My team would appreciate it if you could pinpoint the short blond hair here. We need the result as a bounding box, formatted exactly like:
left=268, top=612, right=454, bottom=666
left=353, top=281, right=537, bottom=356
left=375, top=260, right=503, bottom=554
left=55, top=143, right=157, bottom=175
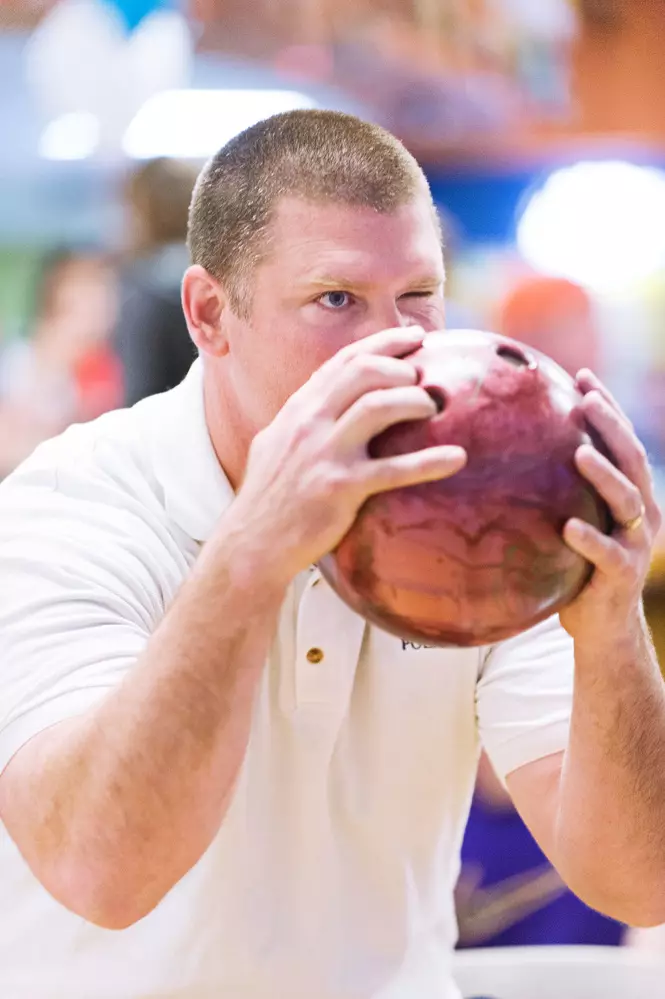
left=187, top=109, right=437, bottom=316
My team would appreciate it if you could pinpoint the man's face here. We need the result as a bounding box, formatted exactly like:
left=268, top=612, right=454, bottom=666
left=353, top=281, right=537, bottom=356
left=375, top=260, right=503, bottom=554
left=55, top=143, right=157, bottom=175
left=47, top=259, right=117, bottom=360
left=217, top=193, right=446, bottom=434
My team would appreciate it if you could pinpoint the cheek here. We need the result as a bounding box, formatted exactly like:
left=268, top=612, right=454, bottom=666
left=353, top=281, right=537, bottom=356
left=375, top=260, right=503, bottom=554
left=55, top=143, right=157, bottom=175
left=235, top=328, right=331, bottom=415
left=271, top=337, right=337, bottom=408
left=400, top=298, right=445, bottom=331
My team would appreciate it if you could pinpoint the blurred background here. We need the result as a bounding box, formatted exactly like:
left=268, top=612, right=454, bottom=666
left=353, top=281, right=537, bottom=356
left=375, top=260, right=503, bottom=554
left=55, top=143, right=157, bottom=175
left=2, top=0, right=665, bottom=980
left=2, top=0, right=665, bottom=483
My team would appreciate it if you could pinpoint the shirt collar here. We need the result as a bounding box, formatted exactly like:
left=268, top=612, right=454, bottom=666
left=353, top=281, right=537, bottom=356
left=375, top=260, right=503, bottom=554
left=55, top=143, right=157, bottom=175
left=149, top=359, right=235, bottom=544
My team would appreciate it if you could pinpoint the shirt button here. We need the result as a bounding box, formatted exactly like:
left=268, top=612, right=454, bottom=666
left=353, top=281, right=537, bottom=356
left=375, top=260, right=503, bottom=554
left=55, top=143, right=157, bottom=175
left=306, top=647, right=325, bottom=664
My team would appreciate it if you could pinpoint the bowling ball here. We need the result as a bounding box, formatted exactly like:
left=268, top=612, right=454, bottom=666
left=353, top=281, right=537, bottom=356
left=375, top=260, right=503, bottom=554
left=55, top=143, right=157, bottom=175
left=318, top=329, right=612, bottom=647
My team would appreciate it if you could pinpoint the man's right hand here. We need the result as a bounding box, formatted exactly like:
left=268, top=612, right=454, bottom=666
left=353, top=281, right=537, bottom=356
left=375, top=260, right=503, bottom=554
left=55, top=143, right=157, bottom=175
left=0, top=332, right=464, bottom=931
left=230, top=327, right=467, bottom=584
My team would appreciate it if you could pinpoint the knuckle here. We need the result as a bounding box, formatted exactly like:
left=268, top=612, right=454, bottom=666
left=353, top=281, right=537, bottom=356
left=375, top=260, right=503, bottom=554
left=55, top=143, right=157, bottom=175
left=630, top=440, right=648, bottom=467
left=359, top=390, right=389, bottom=416
left=352, top=354, right=381, bottom=378
left=337, top=340, right=367, bottom=364
left=606, top=543, right=629, bottom=573
left=285, top=413, right=316, bottom=448
left=318, top=348, right=350, bottom=376
left=311, top=462, right=348, bottom=496
left=626, top=483, right=643, bottom=507
left=369, top=463, right=401, bottom=493
left=618, top=558, right=640, bottom=588
left=291, top=422, right=311, bottom=448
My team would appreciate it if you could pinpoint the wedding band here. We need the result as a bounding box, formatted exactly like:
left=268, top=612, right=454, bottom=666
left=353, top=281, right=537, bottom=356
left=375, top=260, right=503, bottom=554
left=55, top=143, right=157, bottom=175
left=621, top=506, right=646, bottom=533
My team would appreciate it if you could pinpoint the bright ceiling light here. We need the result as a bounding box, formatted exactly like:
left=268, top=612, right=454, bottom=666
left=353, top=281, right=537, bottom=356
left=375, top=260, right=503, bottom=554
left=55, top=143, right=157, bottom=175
left=517, top=160, right=665, bottom=296
left=123, top=88, right=319, bottom=160
left=40, top=111, right=100, bottom=161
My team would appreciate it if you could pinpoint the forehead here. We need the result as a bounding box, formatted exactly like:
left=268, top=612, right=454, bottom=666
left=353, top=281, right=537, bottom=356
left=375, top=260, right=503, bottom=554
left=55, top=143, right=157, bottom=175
left=265, top=195, right=444, bottom=285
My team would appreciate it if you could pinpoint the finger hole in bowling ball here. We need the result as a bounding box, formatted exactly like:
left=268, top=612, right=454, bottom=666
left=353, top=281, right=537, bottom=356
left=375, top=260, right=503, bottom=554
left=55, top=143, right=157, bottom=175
left=496, top=345, right=537, bottom=370
left=424, top=386, right=447, bottom=413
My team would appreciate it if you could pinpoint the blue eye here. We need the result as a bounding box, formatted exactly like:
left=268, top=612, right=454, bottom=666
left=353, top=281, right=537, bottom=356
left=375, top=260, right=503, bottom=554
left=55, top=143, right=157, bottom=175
left=320, top=291, right=351, bottom=310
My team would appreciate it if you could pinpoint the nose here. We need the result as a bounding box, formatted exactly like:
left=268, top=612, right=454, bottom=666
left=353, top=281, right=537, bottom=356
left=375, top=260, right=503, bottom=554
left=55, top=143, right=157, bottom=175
left=355, top=301, right=419, bottom=340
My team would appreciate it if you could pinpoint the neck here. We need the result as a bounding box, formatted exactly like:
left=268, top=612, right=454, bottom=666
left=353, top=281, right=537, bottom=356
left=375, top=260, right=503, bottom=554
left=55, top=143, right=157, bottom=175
left=202, top=365, right=253, bottom=491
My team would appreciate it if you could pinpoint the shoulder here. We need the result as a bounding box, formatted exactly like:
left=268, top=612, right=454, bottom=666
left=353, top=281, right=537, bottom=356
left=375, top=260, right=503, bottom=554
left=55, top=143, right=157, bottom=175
left=0, top=394, right=196, bottom=600
left=1, top=399, right=154, bottom=510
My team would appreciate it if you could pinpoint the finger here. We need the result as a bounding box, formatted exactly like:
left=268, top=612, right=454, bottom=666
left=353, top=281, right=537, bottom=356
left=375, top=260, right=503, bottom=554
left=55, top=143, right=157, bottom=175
left=313, top=354, right=421, bottom=419
left=582, top=391, right=655, bottom=502
left=576, top=369, right=633, bottom=428
left=563, top=518, right=636, bottom=581
left=575, top=445, right=646, bottom=536
left=360, top=445, right=467, bottom=496
left=333, top=385, right=439, bottom=447
left=335, top=325, right=426, bottom=362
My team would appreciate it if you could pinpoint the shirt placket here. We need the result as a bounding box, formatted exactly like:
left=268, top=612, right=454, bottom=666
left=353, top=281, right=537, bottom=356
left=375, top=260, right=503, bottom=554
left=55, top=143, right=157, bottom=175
left=295, top=568, right=367, bottom=717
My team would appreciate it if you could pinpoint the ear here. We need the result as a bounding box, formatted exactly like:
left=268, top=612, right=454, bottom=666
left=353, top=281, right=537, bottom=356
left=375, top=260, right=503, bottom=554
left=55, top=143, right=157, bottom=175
left=181, top=265, right=230, bottom=358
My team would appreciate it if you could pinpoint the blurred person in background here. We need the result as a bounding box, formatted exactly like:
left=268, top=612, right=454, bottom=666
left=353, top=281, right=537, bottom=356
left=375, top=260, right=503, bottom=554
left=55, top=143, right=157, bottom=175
left=494, top=273, right=602, bottom=377
left=114, top=157, right=198, bottom=406
left=0, top=249, right=120, bottom=479
left=456, top=273, right=627, bottom=950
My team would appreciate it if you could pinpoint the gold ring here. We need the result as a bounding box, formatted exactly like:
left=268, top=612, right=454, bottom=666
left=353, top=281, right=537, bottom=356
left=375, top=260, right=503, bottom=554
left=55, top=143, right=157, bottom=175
left=622, top=506, right=646, bottom=533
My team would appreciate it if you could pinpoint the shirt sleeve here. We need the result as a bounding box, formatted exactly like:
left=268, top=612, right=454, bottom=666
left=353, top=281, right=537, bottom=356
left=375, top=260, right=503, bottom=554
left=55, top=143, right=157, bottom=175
left=0, top=453, right=168, bottom=775
left=476, top=613, right=574, bottom=780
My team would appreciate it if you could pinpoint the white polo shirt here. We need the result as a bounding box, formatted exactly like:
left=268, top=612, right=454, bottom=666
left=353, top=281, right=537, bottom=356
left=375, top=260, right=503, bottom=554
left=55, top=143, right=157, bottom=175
left=0, top=361, right=575, bottom=999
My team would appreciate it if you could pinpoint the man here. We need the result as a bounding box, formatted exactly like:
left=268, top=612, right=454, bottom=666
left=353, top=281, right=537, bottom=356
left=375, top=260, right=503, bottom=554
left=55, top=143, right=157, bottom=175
left=0, top=110, right=662, bottom=999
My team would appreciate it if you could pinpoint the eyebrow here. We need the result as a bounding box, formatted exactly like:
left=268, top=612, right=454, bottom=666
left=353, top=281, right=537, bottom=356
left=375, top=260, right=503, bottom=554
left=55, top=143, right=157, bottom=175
left=298, top=273, right=445, bottom=292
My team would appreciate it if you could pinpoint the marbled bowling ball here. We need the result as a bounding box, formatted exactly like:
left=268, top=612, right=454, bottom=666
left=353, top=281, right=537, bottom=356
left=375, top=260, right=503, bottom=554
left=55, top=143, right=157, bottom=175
left=318, top=329, right=612, bottom=647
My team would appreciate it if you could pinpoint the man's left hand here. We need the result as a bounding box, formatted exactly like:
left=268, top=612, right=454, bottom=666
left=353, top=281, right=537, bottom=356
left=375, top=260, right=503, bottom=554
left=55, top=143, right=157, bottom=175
left=560, top=369, right=663, bottom=641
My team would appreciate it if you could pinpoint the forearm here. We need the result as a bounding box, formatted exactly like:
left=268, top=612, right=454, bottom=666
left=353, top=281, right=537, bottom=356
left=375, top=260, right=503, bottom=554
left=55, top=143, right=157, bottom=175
left=0, top=517, right=287, bottom=928
left=555, top=608, right=665, bottom=925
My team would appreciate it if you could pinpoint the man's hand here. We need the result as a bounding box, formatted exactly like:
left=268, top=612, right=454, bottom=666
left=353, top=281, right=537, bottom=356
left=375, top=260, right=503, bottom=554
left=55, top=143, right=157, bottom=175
left=560, top=368, right=662, bottom=641
left=516, top=374, right=665, bottom=928
left=232, top=327, right=467, bottom=585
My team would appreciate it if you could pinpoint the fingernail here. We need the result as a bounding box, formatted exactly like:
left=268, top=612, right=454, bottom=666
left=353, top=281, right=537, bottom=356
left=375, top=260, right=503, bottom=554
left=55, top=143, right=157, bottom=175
left=440, top=446, right=467, bottom=463
left=566, top=518, right=588, bottom=535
